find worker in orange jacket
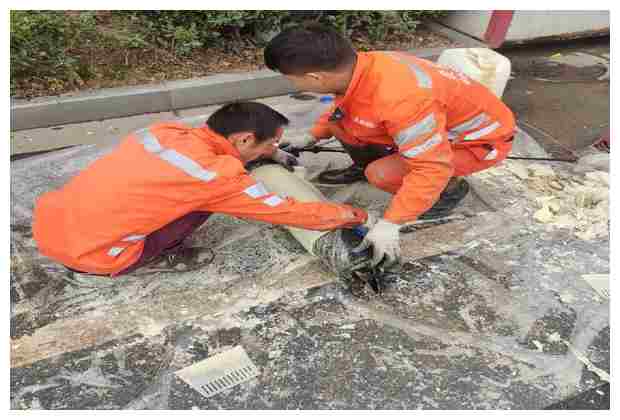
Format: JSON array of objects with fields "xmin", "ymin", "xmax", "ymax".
[
  {"xmin": 265, "ymin": 24, "xmax": 516, "ymax": 268},
  {"xmin": 33, "ymin": 102, "xmax": 370, "ymax": 277}
]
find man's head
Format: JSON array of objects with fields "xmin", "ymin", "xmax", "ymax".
[
  {"xmin": 207, "ymin": 102, "xmax": 289, "ymax": 163},
  {"xmin": 264, "ymin": 24, "xmax": 357, "ymax": 94}
]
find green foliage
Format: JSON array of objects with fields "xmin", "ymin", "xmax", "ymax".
[
  {"xmin": 117, "ymin": 10, "xmax": 448, "ymax": 55},
  {"xmin": 12, "ymin": 12, "xmax": 82, "ymax": 81},
  {"xmin": 11, "ymin": 10, "xmax": 448, "ymax": 95},
  {"xmin": 323, "ymin": 11, "xmax": 448, "ymax": 41},
  {"xmin": 11, "ymin": 11, "xmax": 105, "ymax": 91}
]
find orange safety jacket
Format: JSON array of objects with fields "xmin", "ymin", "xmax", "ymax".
[
  {"xmin": 33, "ymin": 123, "xmax": 367, "ymax": 275},
  {"xmin": 311, "ymin": 51, "xmax": 516, "ymax": 224}
]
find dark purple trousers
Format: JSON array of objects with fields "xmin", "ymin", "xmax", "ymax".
[
  {"xmin": 114, "ymin": 211, "xmax": 212, "ymax": 275},
  {"xmin": 67, "ymin": 212, "xmax": 211, "ymax": 276}
]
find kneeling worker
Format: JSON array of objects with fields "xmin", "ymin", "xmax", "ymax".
[
  {"xmin": 264, "ymin": 24, "xmax": 517, "ymax": 267},
  {"xmin": 33, "ymin": 102, "xmax": 371, "ymax": 277}
]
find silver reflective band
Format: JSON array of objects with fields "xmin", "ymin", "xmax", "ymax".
[
  {"xmin": 108, "ymin": 247, "xmax": 125, "ymax": 257},
  {"xmin": 263, "ymin": 196, "xmax": 284, "ymax": 207},
  {"xmin": 395, "ymin": 114, "xmax": 437, "ymax": 147},
  {"xmin": 138, "ymin": 129, "xmax": 164, "ymax": 153},
  {"xmin": 136, "ymin": 129, "xmax": 217, "ymax": 182},
  {"xmin": 484, "ymin": 148, "xmax": 499, "ymax": 160},
  {"xmin": 464, "ymin": 122, "xmax": 501, "ymax": 141},
  {"xmin": 122, "ymin": 234, "xmax": 146, "ymax": 242},
  {"xmin": 401, "ymin": 133, "xmax": 442, "ymax": 158},
  {"xmin": 450, "ymin": 113, "xmax": 490, "ymax": 134},
  {"xmin": 244, "ymin": 183, "xmax": 270, "ymax": 199},
  {"xmin": 388, "ymin": 53, "xmax": 432, "ymax": 89},
  {"xmin": 407, "ymin": 62, "xmax": 433, "ymax": 89}
]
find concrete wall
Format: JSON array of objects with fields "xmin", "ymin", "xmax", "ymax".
[
  {"xmin": 505, "ymin": 11, "xmax": 609, "ymax": 42},
  {"xmin": 441, "ymin": 11, "xmax": 493, "ymax": 41},
  {"xmin": 441, "ymin": 10, "xmax": 609, "ymax": 45}
]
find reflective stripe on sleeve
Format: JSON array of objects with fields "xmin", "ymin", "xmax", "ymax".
[
  {"xmin": 395, "ymin": 114, "xmax": 437, "ymax": 147},
  {"xmin": 464, "ymin": 122, "xmax": 502, "ymax": 141},
  {"xmin": 263, "ymin": 196, "xmax": 284, "ymax": 207},
  {"xmin": 243, "ymin": 183, "xmax": 270, "ymax": 199},
  {"xmin": 122, "ymin": 234, "xmax": 146, "ymax": 242},
  {"xmin": 450, "ymin": 113, "xmax": 490, "ymax": 135},
  {"xmin": 107, "ymin": 247, "xmax": 125, "ymax": 257},
  {"xmin": 400, "ymin": 133, "xmax": 443, "ymax": 158}
]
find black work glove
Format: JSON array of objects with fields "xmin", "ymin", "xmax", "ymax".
[{"xmin": 272, "ymin": 147, "xmax": 299, "ymax": 172}]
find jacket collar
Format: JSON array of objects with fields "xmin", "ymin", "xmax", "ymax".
[
  {"xmin": 336, "ymin": 52, "xmax": 372, "ymax": 106},
  {"xmin": 193, "ymin": 126, "xmax": 242, "ymax": 160}
]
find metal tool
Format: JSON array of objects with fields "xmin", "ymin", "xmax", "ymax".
[
  {"xmin": 284, "ymin": 143, "xmax": 579, "ymax": 163},
  {"xmin": 282, "ymin": 144, "xmax": 349, "ymax": 157}
]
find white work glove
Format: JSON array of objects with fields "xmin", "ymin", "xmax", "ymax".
[
  {"xmin": 272, "ymin": 147, "xmax": 299, "ymax": 172},
  {"xmin": 362, "ymin": 212, "xmax": 378, "ymax": 230},
  {"xmin": 353, "ymin": 218, "xmax": 401, "ymax": 268}
]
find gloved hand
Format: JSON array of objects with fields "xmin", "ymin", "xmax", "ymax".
[
  {"xmin": 352, "ymin": 218, "xmax": 401, "ymax": 268},
  {"xmin": 351, "ymin": 212, "xmax": 377, "ymax": 239},
  {"xmin": 271, "ymin": 147, "xmax": 299, "ymax": 172},
  {"xmin": 360, "ymin": 212, "xmax": 377, "ymax": 232}
]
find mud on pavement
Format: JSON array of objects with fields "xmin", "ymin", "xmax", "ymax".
[{"xmin": 10, "ymin": 136, "xmax": 609, "ymax": 409}]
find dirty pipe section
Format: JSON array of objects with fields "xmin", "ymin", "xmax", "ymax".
[{"xmin": 250, "ymin": 163, "xmax": 367, "ymax": 276}]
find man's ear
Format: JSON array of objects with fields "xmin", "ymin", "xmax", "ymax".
[{"xmin": 229, "ymin": 131, "xmax": 256, "ymax": 147}]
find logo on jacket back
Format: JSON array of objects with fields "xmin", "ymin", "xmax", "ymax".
[
  {"xmin": 431, "ymin": 62, "xmax": 472, "ymax": 85},
  {"xmin": 353, "ymin": 116, "xmax": 377, "ymax": 128},
  {"xmin": 329, "ymin": 107, "xmax": 377, "ymax": 129}
]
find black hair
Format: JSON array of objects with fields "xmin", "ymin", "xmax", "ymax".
[
  {"xmin": 207, "ymin": 101, "xmax": 289, "ymax": 143},
  {"xmin": 264, "ymin": 24, "xmax": 356, "ymax": 75}
]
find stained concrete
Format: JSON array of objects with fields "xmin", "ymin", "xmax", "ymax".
[
  {"xmin": 10, "ymin": 38, "xmax": 610, "ymax": 410},
  {"xmin": 10, "ymin": 125, "xmax": 609, "ymax": 410},
  {"xmin": 502, "ymin": 37, "xmax": 610, "ymax": 154},
  {"xmin": 11, "ymin": 111, "xmax": 176, "ymax": 156}
]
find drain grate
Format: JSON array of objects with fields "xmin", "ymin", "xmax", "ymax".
[{"xmin": 175, "ymin": 345, "xmax": 259, "ymax": 398}]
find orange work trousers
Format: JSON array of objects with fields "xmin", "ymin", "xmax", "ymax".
[{"xmin": 364, "ymin": 137, "xmax": 513, "ymax": 194}]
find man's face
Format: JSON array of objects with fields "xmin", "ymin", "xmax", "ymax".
[
  {"xmin": 285, "ymin": 73, "xmax": 333, "ymax": 94},
  {"xmin": 233, "ymin": 127, "xmax": 284, "ymax": 164}
]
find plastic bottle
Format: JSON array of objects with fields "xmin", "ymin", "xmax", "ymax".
[
  {"xmin": 437, "ymin": 48, "xmax": 512, "ymax": 98},
  {"xmin": 302, "ymin": 95, "xmax": 335, "ymax": 127}
]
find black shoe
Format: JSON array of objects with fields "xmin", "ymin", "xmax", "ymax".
[
  {"xmin": 316, "ymin": 164, "xmax": 366, "ymax": 186},
  {"xmin": 419, "ymin": 179, "xmax": 470, "ymax": 220}
]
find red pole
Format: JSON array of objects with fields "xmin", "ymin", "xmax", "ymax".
[{"xmin": 484, "ymin": 11, "xmax": 515, "ymax": 49}]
